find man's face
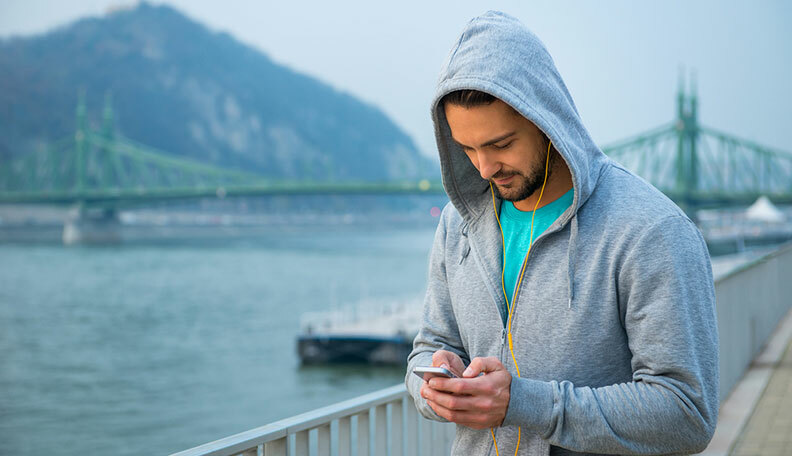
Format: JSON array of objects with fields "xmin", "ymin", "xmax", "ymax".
[{"xmin": 444, "ymin": 99, "xmax": 553, "ymax": 203}]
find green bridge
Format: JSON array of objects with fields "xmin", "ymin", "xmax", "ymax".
[{"xmin": 2, "ymin": 78, "xmax": 791, "ymax": 243}]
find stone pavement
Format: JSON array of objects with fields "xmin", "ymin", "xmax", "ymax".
[{"xmin": 729, "ymin": 337, "xmax": 792, "ymax": 455}]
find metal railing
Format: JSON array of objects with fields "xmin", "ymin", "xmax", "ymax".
[
  {"xmin": 170, "ymin": 385, "xmax": 454, "ymax": 456},
  {"xmin": 172, "ymin": 242, "xmax": 792, "ymax": 456},
  {"xmin": 714, "ymin": 242, "xmax": 792, "ymax": 401}
]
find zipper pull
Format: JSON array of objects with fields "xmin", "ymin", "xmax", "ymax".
[{"xmin": 501, "ymin": 328, "xmax": 507, "ymax": 346}]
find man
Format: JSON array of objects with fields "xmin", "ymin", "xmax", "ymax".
[{"xmin": 405, "ymin": 11, "xmax": 719, "ymax": 456}]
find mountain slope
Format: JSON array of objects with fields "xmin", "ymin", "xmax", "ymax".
[{"xmin": 0, "ymin": 2, "xmax": 436, "ymax": 181}]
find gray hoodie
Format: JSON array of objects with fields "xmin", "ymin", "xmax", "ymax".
[{"xmin": 405, "ymin": 11, "xmax": 719, "ymax": 456}]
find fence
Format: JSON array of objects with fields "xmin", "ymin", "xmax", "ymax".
[
  {"xmin": 170, "ymin": 384, "xmax": 453, "ymax": 456},
  {"xmin": 714, "ymin": 242, "xmax": 792, "ymax": 401}
]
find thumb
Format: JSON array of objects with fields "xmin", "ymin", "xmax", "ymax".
[{"xmin": 462, "ymin": 356, "xmax": 505, "ymax": 378}]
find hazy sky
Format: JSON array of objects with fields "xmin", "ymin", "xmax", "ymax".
[{"xmin": 1, "ymin": 1, "xmax": 790, "ymax": 160}]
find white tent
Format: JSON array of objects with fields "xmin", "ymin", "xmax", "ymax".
[{"xmin": 746, "ymin": 196, "xmax": 785, "ymax": 223}]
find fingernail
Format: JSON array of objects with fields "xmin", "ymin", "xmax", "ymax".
[
  {"xmin": 463, "ymin": 367, "xmax": 472, "ymax": 377},
  {"xmin": 440, "ymin": 363, "xmax": 448, "ymax": 369}
]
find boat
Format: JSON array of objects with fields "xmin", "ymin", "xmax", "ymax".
[{"xmin": 297, "ymin": 299, "xmax": 421, "ymax": 365}]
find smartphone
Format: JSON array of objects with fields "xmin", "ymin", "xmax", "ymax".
[{"xmin": 412, "ymin": 366, "xmax": 458, "ymax": 381}]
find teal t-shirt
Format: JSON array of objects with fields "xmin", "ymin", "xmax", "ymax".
[{"xmin": 499, "ymin": 188, "xmax": 574, "ymax": 324}]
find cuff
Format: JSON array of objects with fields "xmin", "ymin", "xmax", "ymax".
[{"xmin": 502, "ymin": 376, "xmax": 555, "ymax": 435}]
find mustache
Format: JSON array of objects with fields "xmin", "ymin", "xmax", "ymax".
[{"xmin": 490, "ymin": 171, "xmax": 519, "ymax": 180}]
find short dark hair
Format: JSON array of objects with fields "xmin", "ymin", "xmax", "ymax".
[
  {"xmin": 442, "ymin": 89, "xmax": 554, "ymax": 153},
  {"xmin": 440, "ymin": 89, "xmax": 496, "ymax": 108},
  {"xmin": 441, "ymin": 89, "xmax": 526, "ymax": 122}
]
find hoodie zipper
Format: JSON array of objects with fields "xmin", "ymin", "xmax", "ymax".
[
  {"xmin": 500, "ymin": 227, "xmax": 557, "ymax": 371},
  {"xmin": 505, "ymin": 219, "xmax": 565, "ymax": 325},
  {"xmin": 500, "ymin": 328, "xmax": 507, "ymax": 360}
]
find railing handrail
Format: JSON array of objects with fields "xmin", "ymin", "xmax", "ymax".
[
  {"xmin": 171, "ymin": 384, "xmax": 409, "ymax": 456},
  {"xmin": 714, "ymin": 240, "xmax": 792, "ymax": 284}
]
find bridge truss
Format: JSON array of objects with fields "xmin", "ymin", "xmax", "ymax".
[{"xmin": 1, "ymin": 82, "xmax": 791, "ymax": 213}]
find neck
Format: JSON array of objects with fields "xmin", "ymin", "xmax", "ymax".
[{"xmin": 512, "ymin": 157, "xmax": 573, "ymax": 212}]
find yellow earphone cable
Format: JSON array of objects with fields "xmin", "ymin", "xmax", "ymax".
[{"xmin": 488, "ymin": 140, "xmax": 552, "ymax": 456}]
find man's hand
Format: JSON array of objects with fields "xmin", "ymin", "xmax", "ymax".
[
  {"xmin": 431, "ymin": 349, "xmax": 466, "ymax": 377},
  {"xmin": 420, "ymin": 356, "xmax": 512, "ymax": 429}
]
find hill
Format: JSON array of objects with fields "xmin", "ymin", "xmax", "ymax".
[{"xmin": 0, "ymin": 2, "xmax": 436, "ymax": 181}]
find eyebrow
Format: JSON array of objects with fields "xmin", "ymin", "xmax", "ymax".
[{"xmin": 453, "ymin": 131, "xmax": 516, "ymax": 149}]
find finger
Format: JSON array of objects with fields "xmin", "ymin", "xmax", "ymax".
[
  {"xmin": 432, "ymin": 350, "xmax": 465, "ymax": 376},
  {"xmin": 463, "ymin": 356, "xmax": 505, "ymax": 377},
  {"xmin": 424, "ymin": 387, "xmax": 486, "ymax": 411},
  {"xmin": 426, "ymin": 399, "xmax": 453, "ymax": 422},
  {"xmin": 432, "ymin": 349, "xmax": 464, "ymax": 369},
  {"xmin": 425, "ymin": 399, "xmax": 502, "ymax": 429},
  {"xmin": 431, "ymin": 350, "xmax": 449, "ymax": 366},
  {"xmin": 428, "ymin": 377, "xmax": 475, "ymax": 395},
  {"xmin": 431, "ymin": 374, "xmax": 509, "ymax": 401}
]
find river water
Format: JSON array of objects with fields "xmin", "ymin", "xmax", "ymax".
[{"xmin": 0, "ymin": 226, "xmax": 436, "ymax": 455}]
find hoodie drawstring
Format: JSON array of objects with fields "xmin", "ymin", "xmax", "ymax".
[
  {"xmin": 460, "ymin": 221, "xmax": 471, "ymax": 264},
  {"xmin": 567, "ymin": 213, "xmax": 578, "ymax": 309}
]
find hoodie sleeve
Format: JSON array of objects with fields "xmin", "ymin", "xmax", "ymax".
[
  {"xmin": 405, "ymin": 205, "xmax": 471, "ymax": 422},
  {"xmin": 502, "ymin": 215, "xmax": 719, "ymax": 454}
]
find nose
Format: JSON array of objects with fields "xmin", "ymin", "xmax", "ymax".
[{"xmin": 475, "ymin": 151, "xmax": 501, "ymax": 180}]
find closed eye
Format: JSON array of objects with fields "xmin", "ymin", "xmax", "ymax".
[{"xmin": 493, "ymin": 141, "xmax": 514, "ymax": 150}]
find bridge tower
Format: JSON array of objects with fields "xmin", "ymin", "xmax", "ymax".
[
  {"xmin": 674, "ymin": 70, "xmax": 700, "ymax": 218},
  {"xmin": 74, "ymin": 88, "xmax": 87, "ymax": 194},
  {"xmin": 63, "ymin": 90, "xmax": 121, "ymax": 245}
]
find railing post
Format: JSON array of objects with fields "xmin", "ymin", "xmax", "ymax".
[
  {"xmin": 374, "ymin": 404, "xmax": 387, "ymax": 455},
  {"xmin": 405, "ymin": 398, "xmax": 419, "ymax": 456},
  {"xmin": 391, "ymin": 400, "xmax": 403, "ymax": 456},
  {"xmin": 419, "ymin": 417, "xmax": 432, "ymax": 455},
  {"xmin": 338, "ymin": 417, "xmax": 351, "ymax": 456},
  {"xmin": 357, "ymin": 411, "xmax": 370, "ymax": 456},
  {"xmin": 317, "ymin": 424, "xmax": 331, "ymax": 456},
  {"xmin": 263, "ymin": 437, "xmax": 287, "ymax": 456},
  {"xmin": 294, "ymin": 430, "xmax": 309, "ymax": 456}
]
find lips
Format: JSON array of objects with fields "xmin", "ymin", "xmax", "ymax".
[{"xmin": 492, "ymin": 174, "xmax": 516, "ymax": 185}]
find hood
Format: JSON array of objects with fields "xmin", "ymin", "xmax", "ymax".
[{"xmin": 432, "ymin": 11, "xmax": 608, "ymax": 223}]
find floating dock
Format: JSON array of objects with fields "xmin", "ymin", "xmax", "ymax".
[{"xmin": 297, "ymin": 301, "xmax": 421, "ymax": 365}]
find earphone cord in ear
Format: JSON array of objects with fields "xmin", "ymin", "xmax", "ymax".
[{"xmin": 488, "ymin": 140, "xmax": 552, "ymax": 456}]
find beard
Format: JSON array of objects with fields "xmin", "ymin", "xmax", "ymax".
[{"xmin": 491, "ymin": 146, "xmax": 556, "ymax": 203}]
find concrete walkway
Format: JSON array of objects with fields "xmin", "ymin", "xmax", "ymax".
[
  {"xmin": 703, "ymin": 307, "xmax": 792, "ymax": 456},
  {"xmin": 729, "ymin": 336, "xmax": 792, "ymax": 455}
]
